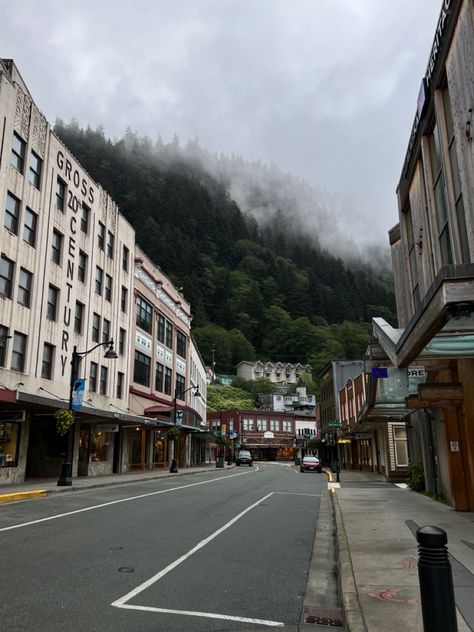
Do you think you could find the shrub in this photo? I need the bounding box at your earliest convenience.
[408,460,425,492]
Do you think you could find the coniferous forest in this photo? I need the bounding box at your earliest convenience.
[54,122,396,375]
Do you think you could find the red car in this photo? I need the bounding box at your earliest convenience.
[300,456,322,473]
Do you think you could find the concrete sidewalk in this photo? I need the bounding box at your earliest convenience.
[332,470,474,632]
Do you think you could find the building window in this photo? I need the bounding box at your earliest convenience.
[0,422,21,467]
[98,222,105,250]
[47,285,59,321]
[23,207,37,247]
[256,418,267,431]
[429,122,453,265]
[165,321,173,349]
[393,426,408,467]
[442,87,470,264]
[116,371,124,399]
[155,362,164,392]
[92,313,101,342]
[81,203,90,234]
[78,250,87,283]
[11,331,27,372]
[105,274,112,302]
[28,151,42,189]
[157,313,165,343]
[175,374,185,400]
[74,301,84,334]
[89,362,98,392]
[164,367,172,395]
[119,328,126,355]
[5,191,20,234]
[176,330,186,359]
[405,205,420,309]
[41,342,55,379]
[0,255,14,299]
[102,318,110,343]
[134,351,150,386]
[243,418,253,431]
[51,229,63,265]
[0,325,10,367]
[90,431,109,462]
[122,246,129,272]
[100,366,108,395]
[107,231,114,258]
[56,177,66,212]
[283,420,292,432]
[121,286,128,313]
[95,266,103,295]
[17,268,32,308]
[270,419,280,431]
[10,133,26,173]
[136,296,153,333]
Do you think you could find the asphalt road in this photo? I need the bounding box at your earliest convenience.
[1,463,325,631]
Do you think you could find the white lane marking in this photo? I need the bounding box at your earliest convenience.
[0,472,251,533]
[328,482,340,489]
[274,492,320,497]
[112,491,274,607]
[114,603,284,627]
[395,483,408,489]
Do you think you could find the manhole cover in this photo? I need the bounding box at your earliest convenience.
[303,607,344,627]
[118,567,135,573]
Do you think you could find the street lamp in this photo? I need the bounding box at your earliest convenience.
[57,339,118,486]
[169,384,201,473]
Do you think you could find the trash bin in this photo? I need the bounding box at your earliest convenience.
[294,458,301,466]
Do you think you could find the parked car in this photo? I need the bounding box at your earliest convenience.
[300,456,322,473]
[236,450,253,467]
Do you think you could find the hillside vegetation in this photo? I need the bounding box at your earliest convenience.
[54,122,396,374]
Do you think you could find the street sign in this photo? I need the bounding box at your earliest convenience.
[328,422,342,427]
[371,367,388,378]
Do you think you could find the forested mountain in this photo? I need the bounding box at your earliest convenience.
[54,122,396,374]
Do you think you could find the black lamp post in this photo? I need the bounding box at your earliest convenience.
[169,384,201,473]
[57,339,118,486]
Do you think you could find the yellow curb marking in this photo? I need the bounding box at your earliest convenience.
[0,490,47,503]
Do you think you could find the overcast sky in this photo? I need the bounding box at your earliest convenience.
[1,0,442,246]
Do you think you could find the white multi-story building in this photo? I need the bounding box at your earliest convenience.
[236,360,312,385]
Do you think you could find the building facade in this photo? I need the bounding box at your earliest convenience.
[0,59,207,484]
[367,0,474,509]
[0,59,140,483]
[128,248,207,470]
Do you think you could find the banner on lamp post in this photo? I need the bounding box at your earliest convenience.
[71,379,86,410]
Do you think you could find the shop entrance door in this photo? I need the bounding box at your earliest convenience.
[78,427,91,476]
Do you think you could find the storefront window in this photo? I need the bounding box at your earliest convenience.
[0,422,21,467]
[90,431,110,462]
[154,431,165,465]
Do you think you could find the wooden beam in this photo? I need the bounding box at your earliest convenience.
[406,395,462,409]
[419,383,463,400]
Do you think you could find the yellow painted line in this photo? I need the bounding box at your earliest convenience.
[0,490,48,503]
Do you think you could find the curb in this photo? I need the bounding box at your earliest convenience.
[331,491,367,632]
[0,490,48,503]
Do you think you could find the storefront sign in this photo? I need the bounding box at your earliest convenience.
[96,424,119,433]
[71,378,85,410]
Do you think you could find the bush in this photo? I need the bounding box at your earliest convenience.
[408,460,425,492]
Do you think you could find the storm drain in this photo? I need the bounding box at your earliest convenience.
[303,607,344,627]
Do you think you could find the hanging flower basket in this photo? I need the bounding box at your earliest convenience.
[167,426,181,441]
[56,409,74,436]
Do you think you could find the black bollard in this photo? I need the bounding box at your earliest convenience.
[416,526,458,632]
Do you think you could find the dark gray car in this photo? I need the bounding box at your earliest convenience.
[236,449,253,466]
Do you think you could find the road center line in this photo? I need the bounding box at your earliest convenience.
[0,471,250,532]
[111,492,275,607]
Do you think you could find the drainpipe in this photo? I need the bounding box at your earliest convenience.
[424,409,438,500]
